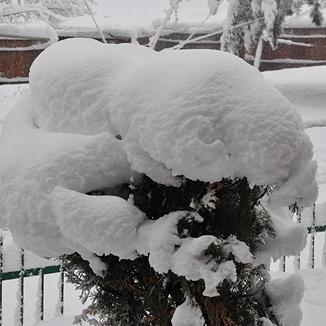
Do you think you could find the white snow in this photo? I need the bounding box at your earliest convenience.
[266,273,305,326]
[138,211,251,297]
[264,67,326,226]
[57,0,228,39]
[1,230,57,272]
[53,187,145,260]
[0,40,317,312]
[32,316,75,326]
[0,21,58,42]
[256,208,308,264]
[286,5,326,27]
[0,93,131,257]
[0,62,326,326]
[23,269,326,326]
[53,0,325,41]
[171,297,205,326]
[30,39,317,199]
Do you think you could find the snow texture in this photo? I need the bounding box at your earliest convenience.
[0,39,317,296]
[171,297,205,326]
[29,39,317,204]
[256,207,308,265]
[0,21,58,42]
[53,187,145,259]
[58,0,228,39]
[266,273,305,326]
[138,211,251,297]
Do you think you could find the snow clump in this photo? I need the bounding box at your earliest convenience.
[0,38,317,324]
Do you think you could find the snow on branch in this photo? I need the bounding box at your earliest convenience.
[0,0,96,25]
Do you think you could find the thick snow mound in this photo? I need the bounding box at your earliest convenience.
[30,39,317,205]
[0,38,317,260]
[171,297,205,326]
[0,95,131,257]
[266,273,304,326]
[53,187,145,259]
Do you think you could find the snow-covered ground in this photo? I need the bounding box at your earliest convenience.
[29,268,326,326]
[264,67,326,225]
[1,64,326,325]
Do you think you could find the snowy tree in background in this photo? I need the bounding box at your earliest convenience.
[308,0,324,26]
[221,0,301,56]
[0,0,95,25]
[0,39,318,325]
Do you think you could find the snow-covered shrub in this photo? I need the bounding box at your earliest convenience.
[0,39,317,325]
[214,0,324,56]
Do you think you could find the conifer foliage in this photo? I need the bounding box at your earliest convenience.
[64,176,280,326]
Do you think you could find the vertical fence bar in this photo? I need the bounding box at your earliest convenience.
[309,204,316,269]
[19,249,24,326]
[295,213,302,270]
[15,248,25,325]
[36,269,44,321]
[279,256,286,272]
[56,262,64,316]
[0,232,3,326]
[60,263,64,315]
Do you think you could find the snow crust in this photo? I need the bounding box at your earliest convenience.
[0,21,58,42]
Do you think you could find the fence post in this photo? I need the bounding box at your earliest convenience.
[56,262,64,316]
[295,213,302,270]
[36,269,45,321]
[323,227,326,266]
[14,248,25,326]
[309,204,316,269]
[279,256,286,272]
[60,263,64,315]
[0,232,3,326]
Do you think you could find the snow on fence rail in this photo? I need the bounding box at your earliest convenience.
[0,233,64,326]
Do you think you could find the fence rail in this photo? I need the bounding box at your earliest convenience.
[0,204,324,325]
[0,234,64,326]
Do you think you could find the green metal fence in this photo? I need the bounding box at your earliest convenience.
[0,204,325,325]
[0,235,64,326]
